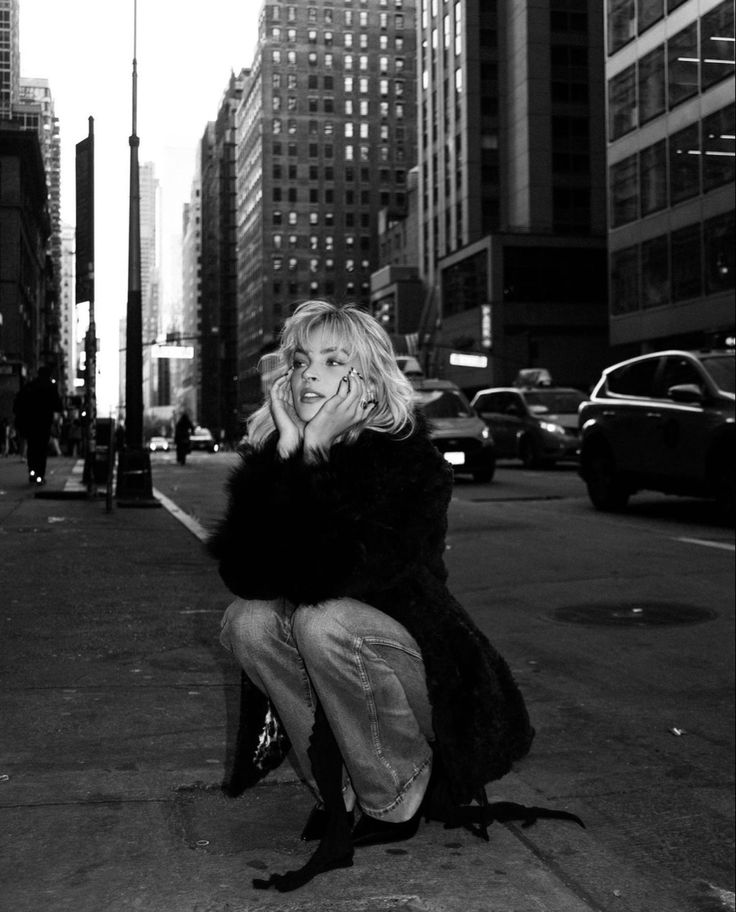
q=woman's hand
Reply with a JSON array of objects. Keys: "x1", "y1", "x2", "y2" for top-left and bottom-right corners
[
  {"x1": 303, "y1": 369, "x2": 375, "y2": 462},
  {"x1": 270, "y1": 370, "x2": 305, "y2": 458}
]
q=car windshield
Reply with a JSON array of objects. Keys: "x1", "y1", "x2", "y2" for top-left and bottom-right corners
[
  {"x1": 522, "y1": 389, "x2": 586, "y2": 413},
  {"x1": 700, "y1": 355, "x2": 735, "y2": 393},
  {"x1": 414, "y1": 390, "x2": 474, "y2": 418}
]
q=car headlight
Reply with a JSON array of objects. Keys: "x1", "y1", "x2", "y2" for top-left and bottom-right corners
[
  {"x1": 540, "y1": 421, "x2": 565, "y2": 435},
  {"x1": 481, "y1": 426, "x2": 490, "y2": 440}
]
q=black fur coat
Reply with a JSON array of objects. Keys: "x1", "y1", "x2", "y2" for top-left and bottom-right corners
[{"x1": 208, "y1": 415, "x2": 533, "y2": 804}]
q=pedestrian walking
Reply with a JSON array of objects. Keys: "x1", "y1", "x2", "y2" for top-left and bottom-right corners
[
  {"x1": 174, "y1": 411, "x2": 194, "y2": 465},
  {"x1": 12, "y1": 367, "x2": 63, "y2": 485},
  {"x1": 209, "y1": 300, "x2": 534, "y2": 890},
  {"x1": 0, "y1": 416, "x2": 8, "y2": 456}
]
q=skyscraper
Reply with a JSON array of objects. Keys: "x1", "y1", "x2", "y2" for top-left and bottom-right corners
[
  {"x1": 14, "y1": 77, "x2": 63, "y2": 378},
  {"x1": 416, "y1": 0, "x2": 610, "y2": 391},
  {"x1": 199, "y1": 70, "x2": 248, "y2": 441},
  {"x1": 605, "y1": 0, "x2": 734, "y2": 352},
  {"x1": 139, "y1": 161, "x2": 160, "y2": 411},
  {"x1": 233, "y1": 0, "x2": 417, "y2": 409},
  {"x1": 0, "y1": 0, "x2": 19, "y2": 120}
]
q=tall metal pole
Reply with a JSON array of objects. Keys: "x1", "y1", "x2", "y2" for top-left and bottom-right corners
[
  {"x1": 125, "y1": 0, "x2": 143, "y2": 449},
  {"x1": 85, "y1": 116, "x2": 97, "y2": 497},
  {"x1": 117, "y1": 0, "x2": 158, "y2": 506}
]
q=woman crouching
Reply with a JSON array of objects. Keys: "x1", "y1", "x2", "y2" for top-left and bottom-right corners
[{"x1": 208, "y1": 299, "x2": 534, "y2": 890}]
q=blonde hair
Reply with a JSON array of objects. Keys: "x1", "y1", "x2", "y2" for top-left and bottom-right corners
[{"x1": 247, "y1": 299, "x2": 416, "y2": 448}]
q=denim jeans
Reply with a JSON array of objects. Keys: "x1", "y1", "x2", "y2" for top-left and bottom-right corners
[{"x1": 219, "y1": 596, "x2": 434, "y2": 822}]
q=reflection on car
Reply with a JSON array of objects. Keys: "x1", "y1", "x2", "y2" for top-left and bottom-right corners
[
  {"x1": 578, "y1": 348, "x2": 735, "y2": 517},
  {"x1": 471, "y1": 386, "x2": 586, "y2": 468},
  {"x1": 189, "y1": 426, "x2": 220, "y2": 453},
  {"x1": 413, "y1": 378, "x2": 496, "y2": 483}
]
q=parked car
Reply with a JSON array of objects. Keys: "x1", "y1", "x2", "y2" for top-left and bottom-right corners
[
  {"x1": 189, "y1": 426, "x2": 219, "y2": 453},
  {"x1": 578, "y1": 349, "x2": 735, "y2": 516},
  {"x1": 412, "y1": 378, "x2": 496, "y2": 482},
  {"x1": 148, "y1": 435, "x2": 170, "y2": 453},
  {"x1": 471, "y1": 386, "x2": 586, "y2": 467}
]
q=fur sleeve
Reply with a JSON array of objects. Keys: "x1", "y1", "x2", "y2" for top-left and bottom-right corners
[{"x1": 207, "y1": 423, "x2": 453, "y2": 606}]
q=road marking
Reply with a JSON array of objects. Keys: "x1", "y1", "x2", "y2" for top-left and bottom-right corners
[
  {"x1": 153, "y1": 488, "x2": 208, "y2": 542},
  {"x1": 675, "y1": 536, "x2": 735, "y2": 552}
]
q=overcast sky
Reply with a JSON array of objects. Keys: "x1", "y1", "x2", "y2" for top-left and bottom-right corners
[{"x1": 19, "y1": 0, "x2": 259, "y2": 412}]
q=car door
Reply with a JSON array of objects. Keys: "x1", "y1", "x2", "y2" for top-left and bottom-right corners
[
  {"x1": 649, "y1": 355, "x2": 709, "y2": 481},
  {"x1": 602, "y1": 356, "x2": 663, "y2": 474},
  {"x1": 475, "y1": 392, "x2": 514, "y2": 457}
]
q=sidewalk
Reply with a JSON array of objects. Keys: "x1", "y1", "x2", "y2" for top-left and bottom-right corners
[{"x1": 0, "y1": 455, "x2": 701, "y2": 912}]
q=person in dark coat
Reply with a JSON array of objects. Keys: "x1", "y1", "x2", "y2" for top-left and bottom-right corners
[
  {"x1": 208, "y1": 300, "x2": 534, "y2": 889},
  {"x1": 174, "y1": 411, "x2": 194, "y2": 465},
  {"x1": 12, "y1": 366, "x2": 63, "y2": 485}
]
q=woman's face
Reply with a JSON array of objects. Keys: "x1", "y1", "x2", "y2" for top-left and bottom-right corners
[{"x1": 289, "y1": 326, "x2": 362, "y2": 423}]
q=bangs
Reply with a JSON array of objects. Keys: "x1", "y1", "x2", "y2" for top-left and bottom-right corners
[{"x1": 288, "y1": 311, "x2": 360, "y2": 361}]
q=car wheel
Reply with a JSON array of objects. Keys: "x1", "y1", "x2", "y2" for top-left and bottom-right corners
[
  {"x1": 518, "y1": 436, "x2": 541, "y2": 469},
  {"x1": 711, "y1": 447, "x2": 735, "y2": 523},
  {"x1": 585, "y1": 448, "x2": 629, "y2": 511},
  {"x1": 473, "y1": 457, "x2": 496, "y2": 484}
]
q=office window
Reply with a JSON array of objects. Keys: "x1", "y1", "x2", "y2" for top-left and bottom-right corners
[
  {"x1": 701, "y1": 1, "x2": 735, "y2": 90},
  {"x1": 637, "y1": 0, "x2": 662, "y2": 33},
  {"x1": 639, "y1": 140, "x2": 667, "y2": 215},
  {"x1": 638, "y1": 45, "x2": 665, "y2": 124},
  {"x1": 610, "y1": 245, "x2": 639, "y2": 314},
  {"x1": 610, "y1": 154, "x2": 638, "y2": 226},
  {"x1": 607, "y1": 0, "x2": 635, "y2": 54},
  {"x1": 703, "y1": 105, "x2": 736, "y2": 192},
  {"x1": 671, "y1": 224, "x2": 702, "y2": 301},
  {"x1": 608, "y1": 65, "x2": 637, "y2": 139},
  {"x1": 669, "y1": 123, "x2": 700, "y2": 204},
  {"x1": 668, "y1": 24, "x2": 698, "y2": 108},
  {"x1": 640, "y1": 235, "x2": 669, "y2": 308},
  {"x1": 704, "y1": 211, "x2": 735, "y2": 294}
]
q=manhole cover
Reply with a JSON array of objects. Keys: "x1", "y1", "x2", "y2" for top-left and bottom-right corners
[{"x1": 552, "y1": 601, "x2": 717, "y2": 627}]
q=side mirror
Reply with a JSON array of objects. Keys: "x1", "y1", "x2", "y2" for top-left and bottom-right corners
[{"x1": 667, "y1": 383, "x2": 703, "y2": 403}]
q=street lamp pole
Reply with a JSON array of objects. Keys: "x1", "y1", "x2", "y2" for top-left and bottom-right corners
[{"x1": 116, "y1": 0, "x2": 159, "y2": 506}]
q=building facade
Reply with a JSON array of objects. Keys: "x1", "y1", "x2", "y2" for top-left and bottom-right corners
[
  {"x1": 0, "y1": 127, "x2": 50, "y2": 415},
  {"x1": 606, "y1": 0, "x2": 734, "y2": 353},
  {"x1": 233, "y1": 0, "x2": 418, "y2": 409},
  {"x1": 14, "y1": 77, "x2": 63, "y2": 382},
  {"x1": 139, "y1": 161, "x2": 161, "y2": 412},
  {"x1": 59, "y1": 223, "x2": 77, "y2": 397},
  {"x1": 176, "y1": 154, "x2": 204, "y2": 421},
  {"x1": 199, "y1": 71, "x2": 248, "y2": 442},
  {"x1": 414, "y1": 0, "x2": 610, "y2": 393},
  {"x1": 0, "y1": 0, "x2": 19, "y2": 120}
]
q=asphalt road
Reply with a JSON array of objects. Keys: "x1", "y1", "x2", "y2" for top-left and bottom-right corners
[{"x1": 148, "y1": 449, "x2": 735, "y2": 907}]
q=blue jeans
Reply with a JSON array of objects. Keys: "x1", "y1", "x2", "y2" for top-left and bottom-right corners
[{"x1": 219, "y1": 596, "x2": 434, "y2": 822}]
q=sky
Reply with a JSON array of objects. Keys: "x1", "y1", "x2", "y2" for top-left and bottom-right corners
[{"x1": 19, "y1": 0, "x2": 260, "y2": 413}]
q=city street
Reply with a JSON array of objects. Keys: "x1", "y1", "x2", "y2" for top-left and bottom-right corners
[
  {"x1": 1, "y1": 450, "x2": 733, "y2": 912},
  {"x1": 152, "y1": 449, "x2": 736, "y2": 905}
]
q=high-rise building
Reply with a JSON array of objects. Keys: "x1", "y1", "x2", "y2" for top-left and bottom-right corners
[
  {"x1": 199, "y1": 70, "x2": 248, "y2": 442},
  {"x1": 139, "y1": 161, "x2": 161, "y2": 411},
  {"x1": 59, "y1": 224, "x2": 77, "y2": 396},
  {"x1": 14, "y1": 77, "x2": 63, "y2": 379},
  {"x1": 605, "y1": 0, "x2": 734, "y2": 353},
  {"x1": 415, "y1": 0, "x2": 610, "y2": 391},
  {"x1": 0, "y1": 0, "x2": 19, "y2": 119},
  {"x1": 0, "y1": 127, "x2": 49, "y2": 414},
  {"x1": 177, "y1": 156, "x2": 204, "y2": 420},
  {"x1": 232, "y1": 0, "x2": 417, "y2": 408}
]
